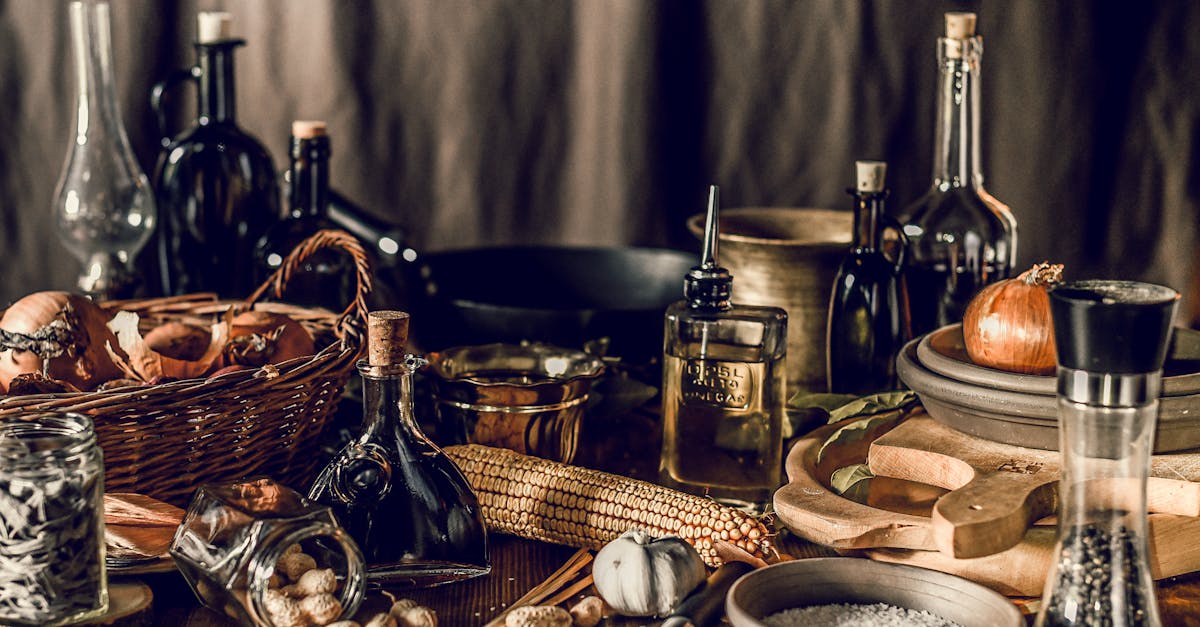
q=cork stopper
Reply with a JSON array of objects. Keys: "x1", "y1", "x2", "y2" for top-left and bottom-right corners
[
  {"x1": 197, "y1": 12, "x2": 233, "y2": 44},
  {"x1": 292, "y1": 120, "x2": 328, "y2": 140},
  {"x1": 855, "y1": 160, "x2": 887, "y2": 193},
  {"x1": 944, "y1": 12, "x2": 977, "y2": 40},
  {"x1": 367, "y1": 311, "x2": 410, "y2": 367}
]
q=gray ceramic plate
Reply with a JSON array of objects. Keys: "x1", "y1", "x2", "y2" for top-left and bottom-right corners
[
  {"x1": 917, "y1": 324, "x2": 1200, "y2": 397},
  {"x1": 899, "y1": 339, "x2": 1200, "y2": 452},
  {"x1": 725, "y1": 557, "x2": 1021, "y2": 627}
]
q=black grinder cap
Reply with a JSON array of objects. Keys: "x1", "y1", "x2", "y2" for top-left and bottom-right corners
[{"x1": 1049, "y1": 280, "x2": 1180, "y2": 374}]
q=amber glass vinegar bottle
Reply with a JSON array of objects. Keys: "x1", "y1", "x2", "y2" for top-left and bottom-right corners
[
  {"x1": 659, "y1": 186, "x2": 787, "y2": 513},
  {"x1": 150, "y1": 12, "x2": 279, "y2": 298},
  {"x1": 308, "y1": 311, "x2": 490, "y2": 586},
  {"x1": 897, "y1": 12, "x2": 1017, "y2": 337}
]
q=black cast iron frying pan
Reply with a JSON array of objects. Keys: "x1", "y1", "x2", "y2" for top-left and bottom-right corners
[{"x1": 398, "y1": 246, "x2": 694, "y2": 362}]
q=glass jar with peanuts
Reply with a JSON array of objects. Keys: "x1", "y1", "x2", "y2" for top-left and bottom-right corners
[{"x1": 170, "y1": 477, "x2": 366, "y2": 626}]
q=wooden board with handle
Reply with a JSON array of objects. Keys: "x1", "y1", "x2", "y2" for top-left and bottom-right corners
[
  {"x1": 869, "y1": 415, "x2": 1200, "y2": 558},
  {"x1": 773, "y1": 410, "x2": 1200, "y2": 597}
]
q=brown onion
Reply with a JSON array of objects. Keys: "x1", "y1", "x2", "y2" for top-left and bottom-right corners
[
  {"x1": 0, "y1": 291, "x2": 124, "y2": 393},
  {"x1": 963, "y1": 262, "x2": 1064, "y2": 375},
  {"x1": 226, "y1": 311, "x2": 315, "y2": 367},
  {"x1": 143, "y1": 321, "x2": 212, "y2": 362}
]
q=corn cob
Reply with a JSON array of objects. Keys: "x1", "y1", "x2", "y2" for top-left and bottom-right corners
[{"x1": 445, "y1": 444, "x2": 771, "y2": 568}]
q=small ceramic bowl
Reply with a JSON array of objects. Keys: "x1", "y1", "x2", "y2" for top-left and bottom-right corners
[{"x1": 725, "y1": 557, "x2": 1021, "y2": 627}]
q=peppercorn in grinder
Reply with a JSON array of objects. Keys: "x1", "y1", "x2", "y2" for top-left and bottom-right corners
[{"x1": 1036, "y1": 280, "x2": 1179, "y2": 627}]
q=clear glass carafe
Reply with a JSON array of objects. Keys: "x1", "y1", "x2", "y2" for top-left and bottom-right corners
[
  {"x1": 1036, "y1": 280, "x2": 1179, "y2": 627},
  {"x1": 53, "y1": 0, "x2": 156, "y2": 300},
  {"x1": 170, "y1": 478, "x2": 366, "y2": 627},
  {"x1": 0, "y1": 412, "x2": 107, "y2": 626}
]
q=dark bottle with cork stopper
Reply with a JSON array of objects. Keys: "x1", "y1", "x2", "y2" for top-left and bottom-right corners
[
  {"x1": 253, "y1": 120, "x2": 354, "y2": 311},
  {"x1": 826, "y1": 160, "x2": 910, "y2": 394},
  {"x1": 150, "y1": 11, "x2": 279, "y2": 298},
  {"x1": 307, "y1": 311, "x2": 490, "y2": 586}
]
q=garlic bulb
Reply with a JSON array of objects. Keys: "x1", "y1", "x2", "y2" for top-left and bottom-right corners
[{"x1": 591, "y1": 530, "x2": 707, "y2": 617}]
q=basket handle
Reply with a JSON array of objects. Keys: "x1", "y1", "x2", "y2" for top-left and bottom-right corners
[{"x1": 245, "y1": 229, "x2": 372, "y2": 335}]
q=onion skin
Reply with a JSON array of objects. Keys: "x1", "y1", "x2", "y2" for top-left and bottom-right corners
[
  {"x1": 962, "y1": 263, "x2": 1063, "y2": 375},
  {"x1": 0, "y1": 291, "x2": 124, "y2": 393}
]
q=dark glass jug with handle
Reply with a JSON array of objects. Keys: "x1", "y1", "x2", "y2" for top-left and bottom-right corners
[
  {"x1": 827, "y1": 161, "x2": 911, "y2": 395},
  {"x1": 148, "y1": 12, "x2": 279, "y2": 298}
]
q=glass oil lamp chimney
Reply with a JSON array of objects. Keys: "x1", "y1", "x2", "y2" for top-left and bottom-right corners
[
  {"x1": 659, "y1": 185, "x2": 788, "y2": 513},
  {"x1": 1036, "y1": 280, "x2": 1179, "y2": 627},
  {"x1": 53, "y1": 0, "x2": 156, "y2": 300}
]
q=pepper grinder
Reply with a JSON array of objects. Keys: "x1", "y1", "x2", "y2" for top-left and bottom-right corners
[{"x1": 1036, "y1": 280, "x2": 1179, "y2": 627}]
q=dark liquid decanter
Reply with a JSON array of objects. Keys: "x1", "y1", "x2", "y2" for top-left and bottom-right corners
[
  {"x1": 308, "y1": 311, "x2": 490, "y2": 587},
  {"x1": 149, "y1": 11, "x2": 280, "y2": 298},
  {"x1": 897, "y1": 12, "x2": 1017, "y2": 337},
  {"x1": 826, "y1": 161, "x2": 910, "y2": 395}
]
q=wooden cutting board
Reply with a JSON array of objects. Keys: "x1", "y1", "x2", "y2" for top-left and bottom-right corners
[
  {"x1": 869, "y1": 415, "x2": 1200, "y2": 558},
  {"x1": 773, "y1": 411, "x2": 1200, "y2": 596}
]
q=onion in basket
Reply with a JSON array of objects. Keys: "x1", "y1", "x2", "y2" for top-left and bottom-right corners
[
  {"x1": 962, "y1": 262, "x2": 1063, "y2": 375},
  {"x1": 0, "y1": 291, "x2": 124, "y2": 393},
  {"x1": 225, "y1": 311, "x2": 315, "y2": 367}
]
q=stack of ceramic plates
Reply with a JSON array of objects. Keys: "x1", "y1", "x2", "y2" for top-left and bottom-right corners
[{"x1": 896, "y1": 324, "x2": 1200, "y2": 452}]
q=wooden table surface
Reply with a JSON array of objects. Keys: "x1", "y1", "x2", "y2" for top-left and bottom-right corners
[{"x1": 101, "y1": 388, "x2": 1200, "y2": 626}]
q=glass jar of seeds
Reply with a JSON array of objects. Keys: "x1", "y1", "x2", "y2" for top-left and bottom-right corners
[
  {"x1": 170, "y1": 477, "x2": 366, "y2": 627},
  {"x1": 0, "y1": 411, "x2": 107, "y2": 626}
]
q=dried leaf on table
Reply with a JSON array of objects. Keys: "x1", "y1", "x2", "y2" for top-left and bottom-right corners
[
  {"x1": 830, "y1": 463, "x2": 874, "y2": 503},
  {"x1": 104, "y1": 493, "x2": 185, "y2": 562},
  {"x1": 104, "y1": 492, "x2": 185, "y2": 528},
  {"x1": 816, "y1": 412, "x2": 909, "y2": 466},
  {"x1": 787, "y1": 392, "x2": 858, "y2": 413},
  {"x1": 826, "y1": 391, "x2": 918, "y2": 424}
]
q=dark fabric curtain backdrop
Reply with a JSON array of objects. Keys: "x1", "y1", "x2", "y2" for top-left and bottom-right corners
[{"x1": 1, "y1": 1, "x2": 1198, "y2": 316}]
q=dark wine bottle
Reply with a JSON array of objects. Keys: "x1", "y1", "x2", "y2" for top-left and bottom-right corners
[
  {"x1": 253, "y1": 121, "x2": 353, "y2": 312},
  {"x1": 149, "y1": 12, "x2": 280, "y2": 298},
  {"x1": 896, "y1": 12, "x2": 1017, "y2": 337},
  {"x1": 308, "y1": 311, "x2": 490, "y2": 586},
  {"x1": 826, "y1": 161, "x2": 910, "y2": 395}
]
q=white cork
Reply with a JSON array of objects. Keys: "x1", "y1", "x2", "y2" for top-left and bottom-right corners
[
  {"x1": 856, "y1": 160, "x2": 887, "y2": 193},
  {"x1": 197, "y1": 12, "x2": 233, "y2": 44},
  {"x1": 944, "y1": 12, "x2": 977, "y2": 40},
  {"x1": 292, "y1": 120, "x2": 328, "y2": 139}
]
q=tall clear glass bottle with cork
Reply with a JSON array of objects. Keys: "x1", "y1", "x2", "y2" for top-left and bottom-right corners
[
  {"x1": 308, "y1": 311, "x2": 490, "y2": 586},
  {"x1": 898, "y1": 11, "x2": 1017, "y2": 337},
  {"x1": 151, "y1": 11, "x2": 279, "y2": 298},
  {"x1": 660, "y1": 186, "x2": 788, "y2": 513}
]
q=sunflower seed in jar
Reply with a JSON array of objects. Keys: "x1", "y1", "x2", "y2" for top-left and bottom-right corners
[{"x1": 0, "y1": 413, "x2": 107, "y2": 625}]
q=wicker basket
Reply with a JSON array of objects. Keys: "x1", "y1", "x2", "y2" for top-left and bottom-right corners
[{"x1": 0, "y1": 230, "x2": 372, "y2": 506}]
